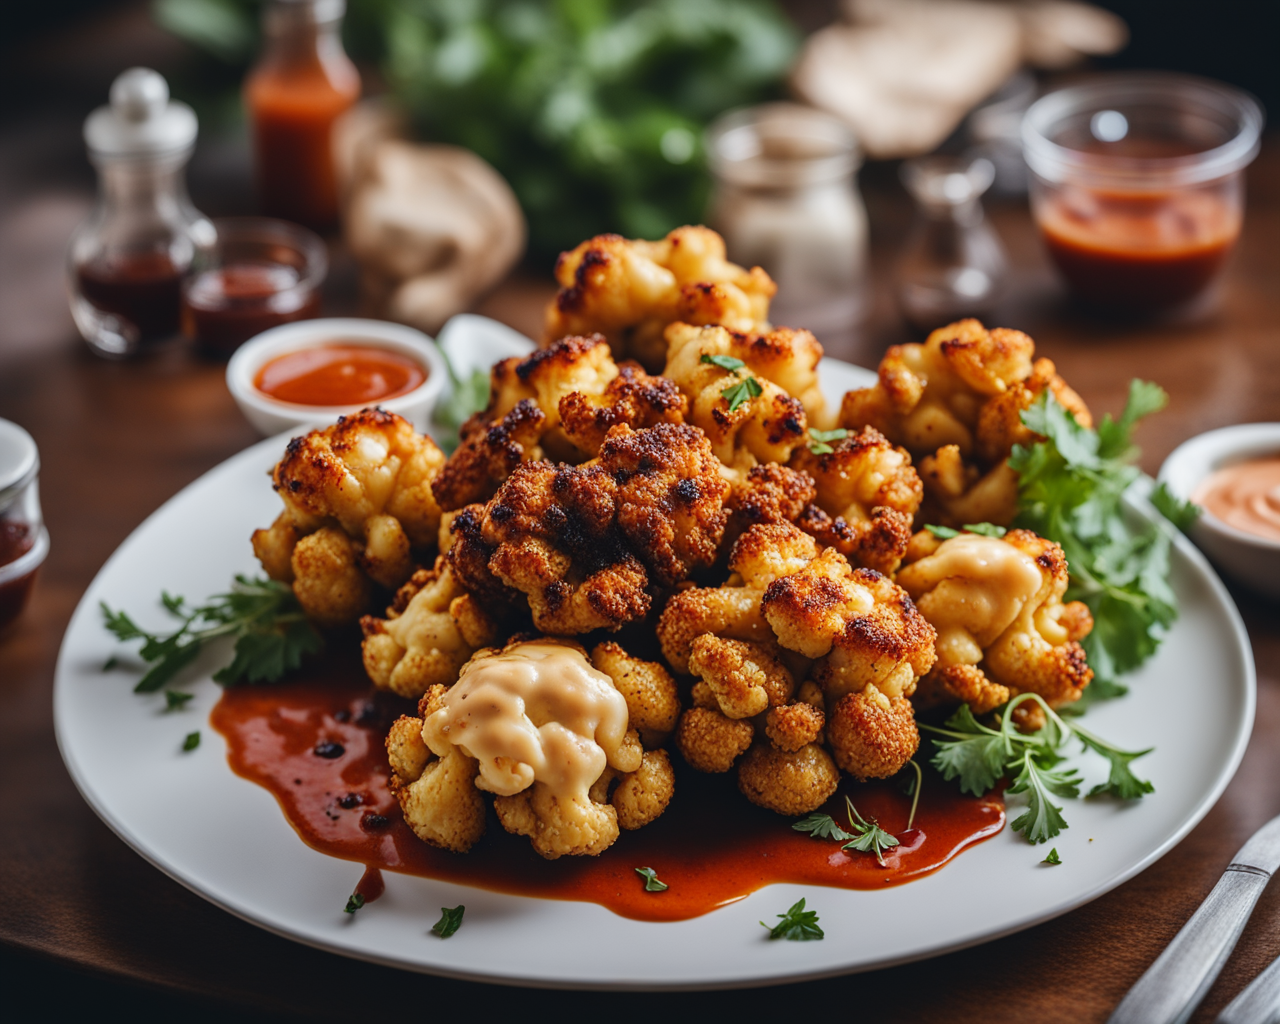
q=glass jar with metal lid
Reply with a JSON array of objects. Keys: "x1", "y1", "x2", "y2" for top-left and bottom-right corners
[{"x1": 0, "y1": 419, "x2": 48, "y2": 631}]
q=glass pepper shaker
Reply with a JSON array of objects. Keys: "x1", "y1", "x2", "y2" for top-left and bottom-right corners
[
  {"x1": 68, "y1": 68, "x2": 215, "y2": 358},
  {"x1": 896, "y1": 155, "x2": 1008, "y2": 333},
  {"x1": 706, "y1": 103, "x2": 869, "y2": 346}
]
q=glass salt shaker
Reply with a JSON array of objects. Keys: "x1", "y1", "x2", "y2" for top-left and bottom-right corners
[
  {"x1": 0, "y1": 419, "x2": 48, "y2": 633},
  {"x1": 68, "y1": 68, "x2": 215, "y2": 358},
  {"x1": 896, "y1": 155, "x2": 1008, "y2": 333},
  {"x1": 706, "y1": 103, "x2": 869, "y2": 345}
]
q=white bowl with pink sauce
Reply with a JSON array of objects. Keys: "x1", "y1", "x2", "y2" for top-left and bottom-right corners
[{"x1": 1158, "y1": 422, "x2": 1280, "y2": 598}]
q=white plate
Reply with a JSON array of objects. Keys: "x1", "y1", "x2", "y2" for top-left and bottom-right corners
[{"x1": 54, "y1": 325, "x2": 1255, "y2": 990}]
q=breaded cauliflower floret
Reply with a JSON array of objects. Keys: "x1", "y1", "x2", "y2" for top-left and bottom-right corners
[
  {"x1": 591, "y1": 641, "x2": 681, "y2": 745},
  {"x1": 789, "y1": 426, "x2": 921, "y2": 575},
  {"x1": 391, "y1": 638, "x2": 674, "y2": 860},
  {"x1": 251, "y1": 409, "x2": 447, "y2": 623},
  {"x1": 431, "y1": 400, "x2": 547, "y2": 512},
  {"x1": 688, "y1": 635, "x2": 794, "y2": 720},
  {"x1": 896, "y1": 529, "x2": 1094, "y2": 716},
  {"x1": 765, "y1": 701, "x2": 825, "y2": 753},
  {"x1": 545, "y1": 226, "x2": 776, "y2": 371},
  {"x1": 360, "y1": 557, "x2": 501, "y2": 698},
  {"x1": 287, "y1": 526, "x2": 372, "y2": 628},
  {"x1": 724, "y1": 463, "x2": 816, "y2": 536},
  {"x1": 675, "y1": 706, "x2": 755, "y2": 773},
  {"x1": 658, "y1": 584, "x2": 773, "y2": 675},
  {"x1": 737, "y1": 743, "x2": 840, "y2": 816},
  {"x1": 662, "y1": 323, "x2": 808, "y2": 470},
  {"x1": 825, "y1": 688, "x2": 920, "y2": 781},
  {"x1": 558, "y1": 362, "x2": 688, "y2": 458}
]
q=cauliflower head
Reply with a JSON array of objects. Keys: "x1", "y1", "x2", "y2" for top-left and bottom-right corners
[
  {"x1": 546, "y1": 226, "x2": 775, "y2": 370},
  {"x1": 251, "y1": 409, "x2": 446, "y2": 624},
  {"x1": 896, "y1": 528, "x2": 1094, "y2": 717}
]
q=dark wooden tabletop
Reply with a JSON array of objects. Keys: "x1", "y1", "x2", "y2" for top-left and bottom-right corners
[{"x1": 3, "y1": 12, "x2": 1280, "y2": 1021}]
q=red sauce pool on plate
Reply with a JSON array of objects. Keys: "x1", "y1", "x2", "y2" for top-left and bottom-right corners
[
  {"x1": 254, "y1": 345, "x2": 426, "y2": 406},
  {"x1": 211, "y1": 660, "x2": 1004, "y2": 922}
]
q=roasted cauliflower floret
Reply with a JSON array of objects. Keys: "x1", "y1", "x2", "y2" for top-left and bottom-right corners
[
  {"x1": 658, "y1": 584, "x2": 773, "y2": 675},
  {"x1": 432, "y1": 399, "x2": 547, "y2": 512},
  {"x1": 737, "y1": 742, "x2": 840, "y2": 816},
  {"x1": 287, "y1": 526, "x2": 372, "y2": 628},
  {"x1": 590, "y1": 641, "x2": 681, "y2": 745},
  {"x1": 597, "y1": 422, "x2": 731, "y2": 586},
  {"x1": 558, "y1": 361, "x2": 687, "y2": 457},
  {"x1": 392, "y1": 638, "x2": 672, "y2": 860},
  {"x1": 662, "y1": 323, "x2": 808, "y2": 470},
  {"x1": 724, "y1": 463, "x2": 816, "y2": 535},
  {"x1": 674, "y1": 706, "x2": 755, "y2": 773},
  {"x1": 896, "y1": 529, "x2": 1094, "y2": 716},
  {"x1": 825, "y1": 688, "x2": 920, "y2": 782},
  {"x1": 787, "y1": 426, "x2": 921, "y2": 575},
  {"x1": 360, "y1": 557, "x2": 502, "y2": 698},
  {"x1": 545, "y1": 226, "x2": 775, "y2": 370},
  {"x1": 765, "y1": 701, "x2": 825, "y2": 753},
  {"x1": 688, "y1": 635, "x2": 794, "y2": 720}
]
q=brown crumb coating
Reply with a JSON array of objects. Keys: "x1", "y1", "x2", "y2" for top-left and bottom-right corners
[
  {"x1": 432, "y1": 399, "x2": 547, "y2": 512},
  {"x1": 657, "y1": 585, "x2": 773, "y2": 675},
  {"x1": 591, "y1": 641, "x2": 681, "y2": 744},
  {"x1": 765, "y1": 702, "x2": 825, "y2": 753},
  {"x1": 825, "y1": 689, "x2": 919, "y2": 781},
  {"x1": 611, "y1": 749, "x2": 676, "y2": 830},
  {"x1": 737, "y1": 743, "x2": 840, "y2": 816},
  {"x1": 290, "y1": 527, "x2": 372, "y2": 627},
  {"x1": 688, "y1": 634, "x2": 793, "y2": 719},
  {"x1": 675, "y1": 707, "x2": 754, "y2": 773},
  {"x1": 559, "y1": 362, "x2": 688, "y2": 456},
  {"x1": 725, "y1": 463, "x2": 817, "y2": 534}
]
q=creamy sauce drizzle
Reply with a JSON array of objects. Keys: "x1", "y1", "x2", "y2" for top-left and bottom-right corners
[{"x1": 1194, "y1": 458, "x2": 1280, "y2": 542}]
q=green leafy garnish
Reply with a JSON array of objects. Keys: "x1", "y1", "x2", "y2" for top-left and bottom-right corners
[
  {"x1": 635, "y1": 867, "x2": 669, "y2": 892},
  {"x1": 841, "y1": 797, "x2": 900, "y2": 866},
  {"x1": 902, "y1": 760, "x2": 923, "y2": 830},
  {"x1": 924, "y1": 522, "x2": 1006, "y2": 539},
  {"x1": 1010, "y1": 381, "x2": 1186, "y2": 694},
  {"x1": 806, "y1": 428, "x2": 849, "y2": 455},
  {"x1": 164, "y1": 690, "x2": 194, "y2": 712},
  {"x1": 922, "y1": 693, "x2": 1153, "y2": 844},
  {"x1": 102, "y1": 655, "x2": 119, "y2": 671},
  {"x1": 925, "y1": 524, "x2": 960, "y2": 539},
  {"x1": 432, "y1": 905, "x2": 465, "y2": 938},
  {"x1": 761, "y1": 898, "x2": 823, "y2": 941},
  {"x1": 700, "y1": 353, "x2": 747, "y2": 373},
  {"x1": 1151, "y1": 482, "x2": 1201, "y2": 532},
  {"x1": 792, "y1": 813, "x2": 855, "y2": 842},
  {"x1": 102, "y1": 575, "x2": 322, "y2": 692},
  {"x1": 182, "y1": 731, "x2": 200, "y2": 752},
  {"x1": 433, "y1": 347, "x2": 492, "y2": 453},
  {"x1": 344, "y1": 893, "x2": 365, "y2": 914},
  {"x1": 722, "y1": 375, "x2": 763, "y2": 413},
  {"x1": 1042, "y1": 848, "x2": 1062, "y2": 865}
]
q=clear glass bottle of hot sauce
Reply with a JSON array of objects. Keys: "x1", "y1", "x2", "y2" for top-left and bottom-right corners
[{"x1": 245, "y1": 0, "x2": 361, "y2": 232}]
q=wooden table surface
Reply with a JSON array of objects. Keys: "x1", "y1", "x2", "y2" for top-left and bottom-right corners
[{"x1": 2, "y1": 24, "x2": 1280, "y2": 1018}]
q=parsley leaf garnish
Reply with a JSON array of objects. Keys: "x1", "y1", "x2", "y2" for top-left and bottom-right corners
[
  {"x1": 842, "y1": 797, "x2": 900, "y2": 866},
  {"x1": 700, "y1": 353, "x2": 747, "y2": 373},
  {"x1": 925, "y1": 524, "x2": 960, "y2": 539},
  {"x1": 761, "y1": 898, "x2": 824, "y2": 941},
  {"x1": 344, "y1": 893, "x2": 365, "y2": 914},
  {"x1": 635, "y1": 866, "x2": 669, "y2": 892},
  {"x1": 432, "y1": 347, "x2": 492, "y2": 453},
  {"x1": 102, "y1": 575, "x2": 322, "y2": 692},
  {"x1": 722, "y1": 375, "x2": 763, "y2": 413},
  {"x1": 432, "y1": 905, "x2": 465, "y2": 938},
  {"x1": 1151, "y1": 481, "x2": 1201, "y2": 533},
  {"x1": 807, "y1": 428, "x2": 849, "y2": 455},
  {"x1": 1042, "y1": 847, "x2": 1062, "y2": 865},
  {"x1": 182, "y1": 731, "x2": 200, "y2": 752},
  {"x1": 164, "y1": 689, "x2": 193, "y2": 712},
  {"x1": 925, "y1": 522, "x2": 1006, "y2": 539},
  {"x1": 792, "y1": 812, "x2": 855, "y2": 841}
]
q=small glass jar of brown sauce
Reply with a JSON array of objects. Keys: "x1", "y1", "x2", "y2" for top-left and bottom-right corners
[
  {"x1": 68, "y1": 68, "x2": 215, "y2": 357},
  {"x1": 182, "y1": 217, "x2": 326, "y2": 357},
  {"x1": 0, "y1": 420, "x2": 49, "y2": 633},
  {"x1": 1022, "y1": 74, "x2": 1263, "y2": 312}
]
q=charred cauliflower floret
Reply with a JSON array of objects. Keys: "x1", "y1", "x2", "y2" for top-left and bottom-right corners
[
  {"x1": 724, "y1": 463, "x2": 817, "y2": 536},
  {"x1": 251, "y1": 409, "x2": 445, "y2": 624},
  {"x1": 688, "y1": 635, "x2": 794, "y2": 720},
  {"x1": 389, "y1": 638, "x2": 674, "y2": 860},
  {"x1": 662, "y1": 322, "x2": 808, "y2": 470},
  {"x1": 896, "y1": 529, "x2": 1094, "y2": 718},
  {"x1": 545, "y1": 226, "x2": 775, "y2": 371},
  {"x1": 788, "y1": 426, "x2": 921, "y2": 575},
  {"x1": 360, "y1": 557, "x2": 502, "y2": 698},
  {"x1": 839, "y1": 319, "x2": 1091, "y2": 528},
  {"x1": 558, "y1": 361, "x2": 688, "y2": 457},
  {"x1": 432, "y1": 399, "x2": 547, "y2": 512}
]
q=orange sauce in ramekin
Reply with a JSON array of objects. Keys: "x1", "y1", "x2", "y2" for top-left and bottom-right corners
[
  {"x1": 1193, "y1": 457, "x2": 1280, "y2": 543},
  {"x1": 254, "y1": 344, "x2": 426, "y2": 406}
]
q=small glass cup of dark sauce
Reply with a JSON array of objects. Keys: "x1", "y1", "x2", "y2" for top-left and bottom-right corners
[
  {"x1": 0, "y1": 420, "x2": 49, "y2": 633},
  {"x1": 182, "y1": 217, "x2": 327, "y2": 357},
  {"x1": 1022, "y1": 73, "x2": 1263, "y2": 313}
]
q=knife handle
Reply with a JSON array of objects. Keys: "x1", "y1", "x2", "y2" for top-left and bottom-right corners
[
  {"x1": 1217, "y1": 950, "x2": 1280, "y2": 1024},
  {"x1": 1109, "y1": 865, "x2": 1273, "y2": 1024}
]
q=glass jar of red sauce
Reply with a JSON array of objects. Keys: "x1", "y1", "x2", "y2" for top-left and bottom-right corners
[
  {"x1": 245, "y1": 0, "x2": 361, "y2": 232},
  {"x1": 69, "y1": 68, "x2": 215, "y2": 357},
  {"x1": 1022, "y1": 74, "x2": 1263, "y2": 311},
  {"x1": 182, "y1": 217, "x2": 326, "y2": 357},
  {"x1": 0, "y1": 420, "x2": 49, "y2": 633}
]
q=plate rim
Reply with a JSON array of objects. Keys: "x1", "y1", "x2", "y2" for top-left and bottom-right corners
[{"x1": 52, "y1": 359, "x2": 1257, "y2": 992}]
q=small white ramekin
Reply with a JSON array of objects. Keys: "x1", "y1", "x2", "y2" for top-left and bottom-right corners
[
  {"x1": 1158, "y1": 423, "x2": 1280, "y2": 598},
  {"x1": 226, "y1": 318, "x2": 447, "y2": 436}
]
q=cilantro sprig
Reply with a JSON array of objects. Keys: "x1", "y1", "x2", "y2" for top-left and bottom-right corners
[
  {"x1": 701, "y1": 352, "x2": 764, "y2": 413},
  {"x1": 807, "y1": 428, "x2": 849, "y2": 456},
  {"x1": 922, "y1": 693, "x2": 1153, "y2": 844},
  {"x1": 635, "y1": 866, "x2": 669, "y2": 892},
  {"x1": 925, "y1": 522, "x2": 1007, "y2": 539},
  {"x1": 792, "y1": 793, "x2": 909, "y2": 867},
  {"x1": 102, "y1": 575, "x2": 323, "y2": 693},
  {"x1": 1009, "y1": 381, "x2": 1199, "y2": 703},
  {"x1": 761, "y1": 898, "x2": 823, "y2": 941},
  {"x1": 432, "y1": 347, "x2": 491, "y2": 453}
]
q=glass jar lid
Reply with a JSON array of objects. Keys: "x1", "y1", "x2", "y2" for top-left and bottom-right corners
[
  {"x1": 84, "y1": 67, "x2": 198, "y2": 161},
  {"x1": 0, "y1": 419, "x2": 39, "y2": 514},
  {"x1": 707, "y1": 103, "x2": 860, "y2": 190}
]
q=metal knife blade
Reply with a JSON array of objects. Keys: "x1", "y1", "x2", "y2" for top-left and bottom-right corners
[
  {"x1": 1217, "y1": 949, "x2": 1280, "y2": 1024},
  {"x1": 1108, "y1": 813, "x2": 1280, "y2": 1024}
]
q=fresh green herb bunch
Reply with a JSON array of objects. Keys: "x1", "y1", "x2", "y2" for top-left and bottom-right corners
[
  {"x1": 102, "y1": 575, "x2": 322, "y2": 692},
  {"x1": 153, "y1": 0, "x2": 799, "y2": 257},
  {"x1": 1010, "y1": 380, "x2": 1199, "y2": 704}
]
